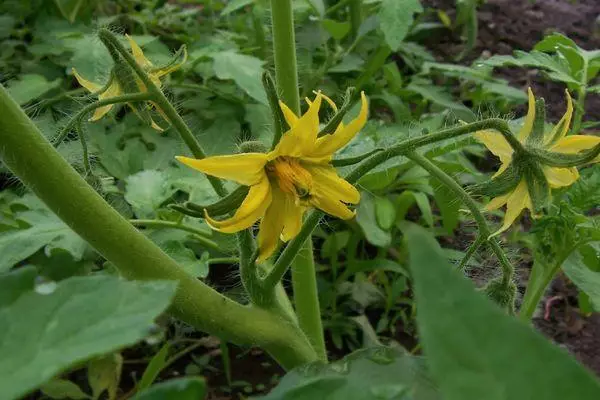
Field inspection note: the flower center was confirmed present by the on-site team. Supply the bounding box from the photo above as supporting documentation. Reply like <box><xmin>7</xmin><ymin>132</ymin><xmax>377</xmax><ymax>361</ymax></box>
<box><xmin>266</xmin><ymin>157</ymin><xmax>313</xmax><ymax>199</ymax></box>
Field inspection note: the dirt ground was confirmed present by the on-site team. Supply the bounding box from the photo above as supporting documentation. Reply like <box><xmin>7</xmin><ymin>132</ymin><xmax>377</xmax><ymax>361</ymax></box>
<box><xmin>423</xmin><ymin>0</ymin><xmax>600</xmax><ymax>376</ymax></box>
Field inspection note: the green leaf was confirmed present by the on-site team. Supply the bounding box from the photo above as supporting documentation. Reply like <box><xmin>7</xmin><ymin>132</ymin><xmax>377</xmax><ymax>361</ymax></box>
<box><xmin>138</xmin><ymin>343</ymin><xmax>170</xmax><ymax>391</ymax></box>
<box><xmin>379</xmin><ymin>0</ymin><xmax>423</xmax><ymax>51</ymax></box>
<box><xmin>54</xmin><ymin>0</ymin><xmax>85</xmax><ymax>22</ymax></box>
<box><xmin>221</xmin><ymin>0</ymin><xmax>254</xmax><ymax>16</ymax></box>
<box><xmin>484</xmin><ymin>51</ymin><xmax>579</xmax><ymax>85</ymax></box>
<box><xmin>0</xmin><ymin>276</ymin><xmax>177</xmax><ymax>400</ymax></box>
<box><xmin>40</xmin><ymin>379</ymin><xmax>90</xmax><ymax>399</ymax></box>
<box><xmin>88</xmin><ymin>353</ymin><xmax>122</xmax><ymax>400</ymax></box>
<box><xmin>411</xmin><ymin>191</ymin><xmax>434</xmax><ymax>228</ymax></box>
<box><xmin>0</xmin><ymin>266</ymin><xmax>37</xmax><ymax>307</ymax></box>
<box><xmin>356</xmin><ymin>191</ymin><xmax>392</xmax><ymax>247</ymax></box>
<box><xmin>125</xmin><ymin>170</ymin><xmax>175</xmax><ymax>218</ymax></box>
<box><xmin>161</xmin><ymin>241</ymin><xmax>209</xmax><ymax>278</ymax></box>
<box><xmin>404</xmin><ymin>224</ymin><xmax>600</xmax><ymax>400</ymax></box>
<box><xmin>0</xmin><ymin>209</ymin><xmax>87</xmax><ymax>273</ymax></box>
<box><xmin>374</xmin><ymin>197</ymin><xmax>396</xmax><ymax>230</ymax></box>
<box><xmin>132</xmin><ymin>378</ymin><xmax>206</xmax><ymax>400</ymax></box>
<box><xmin>258</xmin><ymin>347</ymin><xmax>439</xmax><ymax>400</ymax></box>
<box><xmin>431</xmin><ymin>176</ymin><xmax>460</xmax><ymax>234</ymax></box>
<box><xmin>562</xmin><ymin>248</ymin><xmax>600</xmax><ymax>312</ymax></box>
<box><xmin>7</xmin><ymin>74</ymin><xmax>61</xmax><ymax>105</ymax></box>
<box><xmin>322</xmin><ymin>19</ymin><xmax>351</xmax><ymax>40</ymax></box>
<box><xmin>406</xmin><ymin>80</ymin><xmax>475</xmax><ymax>121</ymax></box>
<box><xmin>212</xmin><ymin>51</ymin><xmax>267</xmax><ymax>104</ymax></box>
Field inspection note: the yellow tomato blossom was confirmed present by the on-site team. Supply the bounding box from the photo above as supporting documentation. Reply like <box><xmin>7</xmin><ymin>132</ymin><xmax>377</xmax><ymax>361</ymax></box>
<box><xmin>72</xmin><ymin>35</ymin><xmax>186</xmax><ymax>130</ymax></box>
<box><xmin>176</xmin><ymin>91</ymin><xmax>369</xmax><ymax>261</ymax></box>
<box><xmin>475</xmin><ymin>87</ymin><xmax>600</xmax><ymax>235</ymax></box>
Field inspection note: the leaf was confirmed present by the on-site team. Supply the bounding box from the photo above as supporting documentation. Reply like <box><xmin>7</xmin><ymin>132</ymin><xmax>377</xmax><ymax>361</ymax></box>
<box><xmin>54</xmin><ymin>0</ymin><xmax>85</xmax><ymax>22</ymax></box>
<box><xmin>412</xmin><ymin>191</ymin><xmax>433</xmax><ymax>227</ymax></box>
<box><xmin>431</xmin><ymin>176</ymin><xmax>460</xmax><ymax>234</ymax></box>
<box><xmin>562</xmin><ymin>248</ymin><xmax>600</xmax><ymax>312</ymax></box>
<box><xmin>125</xmin><ymin>170</ymin><xmax>175</xmax><ymax>218</ymax></box>
<box><xmin>0</xmin><ymin>266</ymin><xmax>37</xmax><ymax>307</ymax></box>
<box><xmin>221</xmin><ymin>0</ymin><xmax>254</xmax><ymax>16</ymax></box>
<box><xmin>322</xmin><ymin>19</ymin><xmax>351</xmax><ymax>40</ymax></box>
<box><xmin>356</xmin><ymin>191</ymin><xmax>392</xmax><ymax>247</ymax></box>
<box><xmin>88</xmin><ymin>353</ymin><xmax>123</xmax><ymax>400</ymax></box>
<box><xmin>0</xmin><ymin>209</ymin><xmax>87</xmax><ymax>273</ymax></box>
<box><xmin>212</xmin><ymin>51</ymin><xmax>267</xmax><ymax>104</ymax></box>
<box><xmin>379</xmin><ymin>0</ymin><xmax>423</xmax><ymax>51</ymax></box>
<box><xmin>374</xmin><ymin>197</ymin><xmax>396</xmax><ymax>230</ymax></box>
<box><xmin>132</xmin><ymin>378</ymin><xmax>206</xmax><ymax>400</ymax></box>
<box><xmin>484</xmin><ymin>51</ymin><xmax>579</xmax><ymax>85</ymax></box>
<box><xmin>138</xmin><ymin>343</ymin><xmax>170</xmax><ymax>391</ymax></box>
<box><xmin>406</xmin><ymin>80</ymin><xmax>475</xmax><ymax>121</ymax></box>
<box><xmin>7</xmin><ymin>74</ymin><xmax>61</xmax><ymax>105</ymax></box>
<box><xmin>40</xmin><ymin>379</ymin><xmax>90</xmax><ymax>399</ymax></box>
<box><xmin>403</xmin><ymin>224</ymin><xmax>600</xmax><ymax>400</ymax></box>
<box><xmin>162</xmin><ymin>241</ymin><xmax>209</xmax><ymax>278</ymax></box>
<box><xmin>0</xmin><ymin>276</ymin><xmax>177</xmax><ymax>400</ymax></box>
<box><xmin>258</xmin><ymin>347</ymin><xmax>439</xmax><ymax>400</ymax></box>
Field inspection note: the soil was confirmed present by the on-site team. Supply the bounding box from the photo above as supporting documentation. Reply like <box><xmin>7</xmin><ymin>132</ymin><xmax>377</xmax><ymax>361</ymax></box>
<box><xmin>422</xmin><ymin>0</ymin><xmax>600</xmax><ymax>377</ymax></box>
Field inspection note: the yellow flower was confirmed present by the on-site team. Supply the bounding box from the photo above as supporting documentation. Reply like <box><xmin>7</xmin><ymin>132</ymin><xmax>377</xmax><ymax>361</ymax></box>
<box><xmin>72</xmin><ymin>35</ymin><xmax>186</xmax><ymax>130</ymax></box>
<box><xmin>475</xmin><ymin>87</ymin><xmax>600</xmax><ymax>235</ymax></box>
<box><xmin>176</xmin><ymin>91</ymin><xmax>369</xmax><ymax>261</ymax></box>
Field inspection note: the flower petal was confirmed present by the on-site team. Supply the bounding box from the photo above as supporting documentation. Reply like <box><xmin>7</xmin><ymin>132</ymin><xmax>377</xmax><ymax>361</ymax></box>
<box><xmin>279</xmin><ymin>100</ymin><xmax>299</xmax><ymax>128</ymax></box>
<box><xmin>311</xmin><ymin>193</ymin><xmax>355</xmax><ymax>220</ymax></box>
<box><xmin>490</xmin><ymin>179</ymin><xmax>531</xmax><ymax>237</ymax></box>
<box><xmin>176</xmin><ymin>153</ymin><xmax>268</xmax><ymax>186</ymax></box>
<box><xmin>90</xmin><ymin>80</ymin><xmax>122</xmax><ymax>121</ymax></box>
<box><xmin>517</xmin><ymin>87</ymin><xmax>536</xmax><ymax>143</ymax></box>
<box><xmin>204</xmin><ymin>178</ymin><xmax>272</xmax><ymax>233</ymax></box>
<box><xmin>126</xmin><ymin>34</ymin><xmax>152</xmax><ymax>68</ymax></box>
<box><xmin>72</xmin><ymin>68</ymin><xmax>102</xmax><ymax>93</ymax></box>
<box><xmin>484</xmin><ymin>192</ymin><xmax>510</xmax><ymax>211</ymax></box>
<box><xmin>307</xmin><ymin>164</ymin><xmax>360</xmax><ymax>204</ymax></box>
<box><xmin>257</xmin><ymin>186</ymin><xmax>287</xmax><ymax>261</ymax></box>
<box><xmin>550</xmin><ymin>135</ymin><xmax>600</xmax><ymax>163</ymax></box>
<box><xmin>281</xmin><ymin>196</ymin><xmax>305</xmax><ymax>242</ymax></box>
<box><xmin>545</xmin><ymin>89</ymin><xmax>573</xmax><ymax>145</ymax></box>
<box><xmin>311</xmin><ymin>91</ymin><xmax>369</xmax><ymax>158</ymax></box>
<box><xmin>474</xmin><ymin>129</ymin><xmax>514</xmax><ymax>168</ymax></box>
<box><xmin>272</xmin><ymin>93</ymin><xmax>323</xmax><ymax>158</ymax></box>
<box><xmin>543</xmin><ymin>166</ymin><xmax>579</xmax><ymax>188</ymax></box>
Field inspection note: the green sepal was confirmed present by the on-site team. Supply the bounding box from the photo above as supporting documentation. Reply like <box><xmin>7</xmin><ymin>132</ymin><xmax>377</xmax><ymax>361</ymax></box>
<box><xmin>526</xmin><ymin>97</ymin><xmax>546</xmax><ymax>147</ymax></box>
<box><xmin>532</xmin><ymin>143</ymin><xmax>600</xmax><ymax>167</ymax></box>
<box><xmin>524</xmin><ymin>161</ymin><xmax>550</xmax><ymax>215</ymax></box>
<box><xmin>168</xmin><ymin>204</ymin><xmax>204</xmax><ymax>218</ymax></box>
<box><xmin>185</xmin><ymin>185</ymin><xmax>250</xmax><ymax>217</ymax></box>
<box><xmin>263</xmin><ymin>71</ymin><xmax>286</xmax><ymax>147</ymax></box>
<box><xmin>238</xmin><ymin>140</ymin><xmax>268</xmax><ymax>154</ymax></box>
<box><xmin>149</xmin><ymin>45</ymin><xmax>186</xmax><ymax>76</ymax></box>
<box><xmin>468</xmin><ymin>162</ymin><xmax>522</xmax><ymax>197</ymax></box>
<box><xmin>482</xmin><ymin>278</ymin><xmax>516</xmax><ymax>313</ymax></box>
<box><xmin>317</xmin><ymin>87</ymin><xmax>356</xmax><ymax>137</ymax></box>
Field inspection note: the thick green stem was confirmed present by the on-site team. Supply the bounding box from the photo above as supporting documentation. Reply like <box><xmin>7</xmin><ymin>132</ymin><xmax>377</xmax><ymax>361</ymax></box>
<box><xmin>98</xmin><ymin>29</ymin><xmax>227</xmax><ymax>197</ymax></box>
<box><xmin>270</xmin><ymin>0</ymin><xmax>326</xmax><ymax>361</ymax></box>
<box><xmin>0</xmin><ymin>85</ymin><xmax>316</xmax><ymax>370</ymax></box>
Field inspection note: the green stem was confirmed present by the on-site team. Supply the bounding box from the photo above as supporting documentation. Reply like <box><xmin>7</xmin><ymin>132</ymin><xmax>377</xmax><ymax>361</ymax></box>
<box><xmin>572</xmin><ymin>54</ymin><xmax>588</xmax><ymax>134</ymax></box>
<box><xmin>129</xmin><ymin>219</ymin><xmax>219</xmax><ymax>250</ymax></box>
<box><xmin>457</xmin><ymin>235</ymin><xmax>484</xmax><ymax>271</ymax></box>
<box><xmin>98</xmin><ymin>29</ymin><xmax>227</xmax><ymax>197</ymax></box>
<box><xmin>0</xmin><ymin>84</ymin><xmax>317</xmax><ymax>370</ymax></box>
<box><xmin>348</xmin><ymin>0</ymin><xmax>362</xmax><ymax>40</ymax></box>
<box><xmin>270</xmin><ymin>0</ymin><xmax>326</xmax><ymax>361</ymax></box>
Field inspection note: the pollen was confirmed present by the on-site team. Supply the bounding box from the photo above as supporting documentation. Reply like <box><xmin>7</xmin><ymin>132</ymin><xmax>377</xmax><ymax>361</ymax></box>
<box><xmin>266</xmin><ymin>157</ymin><xmax>313</xmax><ymax>199</ymax></box>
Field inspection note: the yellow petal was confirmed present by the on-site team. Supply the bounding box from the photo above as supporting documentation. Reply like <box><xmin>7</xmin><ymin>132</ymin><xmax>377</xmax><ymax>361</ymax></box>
<box><xmin>315</xmin><ymin>90</ymin><xmax>338</xmax><ymax>112</ymax></box>
<box><xmin>273</xmin><ymin>93</ymin><xmax>323</xmax><ymax>158</ymax></box>
<box><xmin>310</xmin><ymin>193</ymin><xmax>355</xmax><ymax>220</ymax></box>
<box><xmin>307</xmin><ymin>165</ymin><xmax>360</xmax><ymax>204</ymax></box>
<box><xmin>257</xmin><ymin>186</ymin><xmax>287</xmax><ymax>262</ymax></box>
<box><xmin>90</xmin><ymin>80</ymin><xmax>122</xmax><ymax>121</ymax></box>
<box><xmin>550</xmin><ymin>135</ymin><xmax>600</xmax><ymax>163</ymax></box>
<box><xmin>545</xmin><ymin>89</ymin><xmax>573</xmax><ymax>144</ymax></box>
<box><xmin>490</xmin><ymin>179</ymin><xmax>531</xmax><ymax>237</ymax></box>
<box><xmin>205</xmin><ymin>178</ymin><xmax>272</xmax><ymax>233</ymax></box>
<box><xmin>175</xmin><ymin>153</ymin><xmax>268</xmax><ymax>186</ymax></box>
<box><xmin>126</xmin><ymin>34</ymin><xmax>152</xmax><ymax>68</ymax></box>
<box><xmin>279</xmin><ymin>100</ymin><xmax>299</xmax><ymax>128</ymax></box>
<box><xmin>281</xmin><ymin>196</ymin><xmax>305</xmax><ymax>242</ymax></box>
<box><xmin>474</xmin><ymin>129</ymin><xmax>514</xmax><ymax>167</ymax></box>
<box><xmin>517</xmin><ymin>87</ymin><xmax>535</xmax><ymax>143</ymax></box>
<box><xmin>72</xmin><ymin>68</ymin><xmax>102</xmax><ymax>93</ymax></box>
<box><xmin>542</xmin><ymin>166</ymin><xmax>579</xmax><ymax>188</ymax></box>
<box><xmin>484</xmin><ymin>192</ymin><xmax>510</xmax><ymax>211</ymax></box>
<box><xmin>492</xmin><ymin>161</ymin><xmax>511</xmax><ymax>179</ymax></box>
<box><xmin>311</xmin><ymin>91</ymin><xmax>369</xmax><ymax>158</ymax></box>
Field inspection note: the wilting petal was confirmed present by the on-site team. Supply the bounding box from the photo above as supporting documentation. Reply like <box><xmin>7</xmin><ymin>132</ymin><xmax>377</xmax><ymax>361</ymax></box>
<box><xmin>205</xmin><ymin>178</ymin><xmax>272</xmax><ymax>233</ymax></box>
<box><xmin>545</xmin><ymin>89</ymin><xmax>573</xmax><ymax>145</ymax></box>
<box><xmin>490</xmin><ymin>179</ymin><xmax>531</xmax><ymax>237</ymax></box>
<box><xmin>176</xmin><ymin>153</ymin><xmax>268</xmax><ymax>186</ymax></box>
<box><xmin>311</xmin><ymin>91</ymin><xmax>369</xmax><ymax>158</ymax></box>
<box><xmin>550</xmin><ymin>135</ymin><xmax>600</xmax><ymax>163</ymax></box>
<box><xmin>272</xmin><ymin>93</ymin><xmax>323</xmax><ymax>158</ymax></box>
<box><xmin>72</xmin><ymin>68</ymin><xmax>102</xmax><ymax>93</ymax></box>
<box><xmin>90</xmin><ymin>80</ymin><xmax>122</xmax><ymax>121</ymax></box>
<box><xmin>281</xmin><ymin>195</ymin><xmax>304</xmax><ymax>242</ymax></box>
<box><xmin>150</xmin><ymin>117</ymin><xmax>165</xmax><ymax>132</ymax></box>
<box><xmin>517</xmin><ymin>87</ymin><xmax>535</xmax><ymax>143</ymax></box>
<box><xmin>307</xmin><ymin>164</ymin><xmax>360</xmax><ymax>204</ymax></box>
<box><xmin>257</xmin><ymin>186</ymin><xmax>286</xmax><ymax>261</ymax></box>
<box><xmin>543</xmin><ymin>166</ymin><xmax>579</xmax><ymax>188</ymax></box>
<box><xmin>474</xmin><ymin>129</ymin><xmax>514</xmax><ymax>177</ymax></box>
<box><xmin>126</xmin><ymin>34</ymin><xmax>152</xmax><ymax>68</ymax></box>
